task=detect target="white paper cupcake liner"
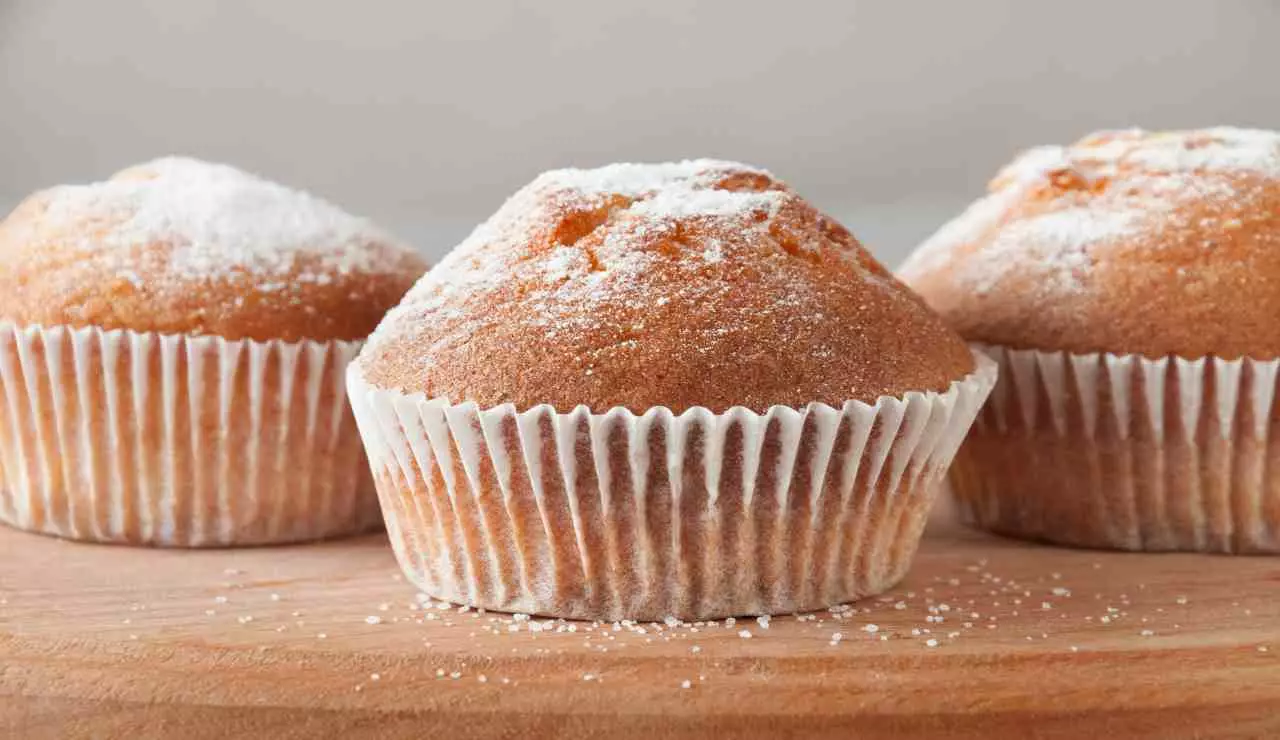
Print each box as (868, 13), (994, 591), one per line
(950, 343), (1280, 553)
(346, 352), (996, 621)
(0, 322), (380, 546)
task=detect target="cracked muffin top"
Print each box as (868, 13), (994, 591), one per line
(900, 127), (1280, 359)
(357, 159), (973, 412)
(0, 157), (427, 342)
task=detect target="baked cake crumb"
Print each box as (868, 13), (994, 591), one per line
(359, 159), (973, 411)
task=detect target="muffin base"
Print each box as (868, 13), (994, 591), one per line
(347, 353), (996, 621)
(951, 344), (1280, 553)
(0, 322), (380, 546)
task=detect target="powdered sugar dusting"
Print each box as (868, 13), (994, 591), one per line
(370, 159), (804, 351)
(964, 208), (1143, 295)
(32, 156), (412, 283)
(626, 187), (782, 220)
(995, 146), (1076, 187)
(1075, 127), (1280, 176)
(997, 127), (1280, 186)
(901, 127), (1280, 297)
(903, 187), (1023, 278)
(532, 159), (772, 199)
(358, 159), (975, 410)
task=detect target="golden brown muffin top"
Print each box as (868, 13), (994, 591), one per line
(357, 159), (974, 412)
(0, 157), (427, 342)
(900, 127), (1280, 359)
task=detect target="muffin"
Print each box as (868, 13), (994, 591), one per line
(900, 127), (1280, 553)
(0, 157), (427, 546)
(348, 159), (996, 620)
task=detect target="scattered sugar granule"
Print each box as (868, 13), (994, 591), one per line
(1175, 595), (1188, 605)
(680, 680), (693, 689)
(738, 630), (753, 639)
(756, 615), (771, 630)
(365, 616), (383, 625)
(370, 673), (381, 681)
(864, 624), (880, 634)
(925, 638), (939, 648)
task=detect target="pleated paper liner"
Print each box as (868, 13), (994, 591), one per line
(0, 322), (380, 546)
(347, 352), (996, 621)
(951, 343), (1280, 553)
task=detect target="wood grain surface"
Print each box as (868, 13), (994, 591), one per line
(2, 505), (1279, 739)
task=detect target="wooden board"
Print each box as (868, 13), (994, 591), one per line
(3, 502), (1280, 739)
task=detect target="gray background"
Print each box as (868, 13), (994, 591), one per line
(2, 0), (1277, 266)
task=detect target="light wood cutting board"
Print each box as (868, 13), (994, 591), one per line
(3, 505), (1279, 739)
